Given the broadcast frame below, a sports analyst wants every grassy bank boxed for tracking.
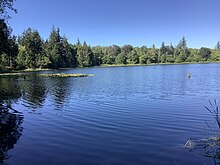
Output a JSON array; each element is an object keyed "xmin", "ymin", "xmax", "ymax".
[{"xmin": 1, "ymin": 61, "xmax": 220, "ymax": 75}]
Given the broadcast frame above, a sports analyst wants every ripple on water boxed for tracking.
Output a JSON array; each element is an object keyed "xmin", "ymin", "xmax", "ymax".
[{"xmin": 3, "ymin": 64, "xmax": 220, "ymax": 165}]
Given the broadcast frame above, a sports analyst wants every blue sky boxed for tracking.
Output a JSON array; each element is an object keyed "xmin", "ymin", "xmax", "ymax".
[{"xmin": 9, "ymin": 0, "xmax": 220, "ymax": 48}]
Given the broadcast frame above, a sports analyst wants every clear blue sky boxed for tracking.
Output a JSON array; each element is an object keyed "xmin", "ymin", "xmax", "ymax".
[{"xmin": 9, "ymin": 0, "xmax": 220, "ymax": 48}]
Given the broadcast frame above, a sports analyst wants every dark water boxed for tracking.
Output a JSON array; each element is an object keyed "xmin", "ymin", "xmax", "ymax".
[{"xmin": 1, "ymin": 63, "xmax": 220, "ymax": 165}]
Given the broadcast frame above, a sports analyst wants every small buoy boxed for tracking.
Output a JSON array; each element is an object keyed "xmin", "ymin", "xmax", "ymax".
[{"xmin": 188, "ymin": 72, "xmax": 191, "ymax": 79}]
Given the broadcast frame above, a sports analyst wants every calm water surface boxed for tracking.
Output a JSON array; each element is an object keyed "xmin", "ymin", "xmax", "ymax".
[{"xmin": 1, "ymin": 63, "xmax": 220, "ymax": 165}]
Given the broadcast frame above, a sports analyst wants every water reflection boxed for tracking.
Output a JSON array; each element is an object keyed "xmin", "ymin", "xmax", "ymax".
[
  {"xmin": 48, "ymin": 78, "xmax": 72, "ymax": 109},
  {"xmin": 0, "ymin": 76, "xmax": 74, "ymax": 163},
  {"xmin": 0, "ymin": 78, "xmax": 21, "ymax": 107},
  {"xmin": 1, "ymin": 65, "xmax": 220, "ymax": 165},
  {"xmin": 0, "ymin": 78, "xmax": 23, "ymax": 164},
  {"xmin": 3, "ymin": 76, "xmax": 72, "ymax": 110},
  {"xmin": 19, "ymin": 76, "xmax": 48, "ymax": 109},
  {"xmin": 0, "ymin": 109, "xmax": 23, "ymax": 164}
]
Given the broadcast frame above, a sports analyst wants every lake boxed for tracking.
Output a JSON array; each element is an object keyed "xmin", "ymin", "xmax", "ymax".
[{"xmin": 1, "ymin": 63, "xmax": 220, "ymax": 165}]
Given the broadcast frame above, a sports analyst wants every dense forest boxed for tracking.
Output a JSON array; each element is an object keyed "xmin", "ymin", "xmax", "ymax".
[{"xmin": 1, "ymin": 1, "xmax": 220, "ymax": 72}]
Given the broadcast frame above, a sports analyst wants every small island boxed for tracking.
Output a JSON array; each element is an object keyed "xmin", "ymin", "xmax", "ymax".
[{"xmin": 0, "ymin": 73, "xmax": 93, "ymax": 78}]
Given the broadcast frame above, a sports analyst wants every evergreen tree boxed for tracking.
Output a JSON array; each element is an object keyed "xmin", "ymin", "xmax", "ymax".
[
  {"xmin": 160, "ymin": 42, "xmax": 167, "ymax": 55},
  {"xmin": 92, "ymin": 46, "xmax": 104, "ymax": 66},
  {"xmin": 0, "ymin": 19, "xmax": 17, "ymax": 70},
  {"xmin": 46, "ymin": 26, "xmax": 63, "ymax": 68},
  {"xmin": 17, "ymin": 28, "xmax": 46, "ymax": 69},
  {"xmin": 77, "ymin": 41, "xmax": 94, "ymax": 67},
  {"xmin": 148, "ymin": 46, "xmax": 158, "ymax": 63},
  {"xmin": 175, "ymin": 37, "xmax": 190, "ymax": 62},
  {"xmin": 7, "ymin": 35, "xmax": 18, "ymax": 68},
  {"xmin": 160, "ymin": 42, "xmax": 167, "ymax": 63},
  {"xmin": 177, "ymin": 36, "xmax": 187, "ymax": 51},
  {"xmin": 0, "ymin": 19, "xmax": 10, "ymax": 55},
  {"xmin": 61, "ymin": 36, "xmax": 76, "ymax": 67}
]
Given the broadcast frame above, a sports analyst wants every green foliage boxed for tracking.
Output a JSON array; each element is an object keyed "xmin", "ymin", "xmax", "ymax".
[
  {"xmin": 92, "ymin": 46, "xmax": 103, "ymax": 66},
  {"xmin": 127, "ymin": 50, "xmax": 139, "ymax": 64},
  {"xmin": 1, "ymin": 23, "xmax": 220, "ymax": 71},
  {"xmin": 0, "ymin": 20, "xmax": 10, "ymax": 55},
  {"xmin": 7, "ymin": 36, "xmax": 18, "ymax": 67},
  {"xmin": 46, "ymin": 26, "xmax": 62, "ymax": 68},
  {"xmin": 160, "ymin": 42, "xmax": 167, "ymax": 56},
  {"xmin": 1, "ymin": 1, "xmax": 220, "ymax": 71},
  {"xmin": 159, "ymin": 43, "xmax": 176, "ymax": 63},
  {"xmin": 166, "ymin": 55, "xmax": 175, "ymax": 63},
  {"xmin": 62, "ymin": 37, "xmax": 76, "ymax": 67},
  {"xmin": 0, "ymin": 0, "xmax": 17, "ymax": 19},
  {"xmin": 0, "ymin": 53, "xmax": 7, "ymax": 70},
  {"xmin": 147, "ymin": 47, "xmax": 158, "ymax": 63},
  {"xmin": 76, "ymin": 41, "xmax": 94, "ymax": 67},
  {"xmin": 121, "ymin": 45, "xmax": 133, "ymax": 54},
  {"xmin": 45, "ymin": 27, "xmax": 77, "ymax": 68},
  {"xmin": 160, "ymin": 55, "xmax": 167, "ymax": 63},
  {"xmin": 177, "ymin": 36, "xmax": 187, "ymax": 50},
  {"xmin": 137, "ymin": 46, "xmax": 148, "ymax": 64},
  {"xmin": 102, "ymin": 45, "xmax": 121, "ymax": 64},
  {"xmin": 175, "ymin": 50, "xmax": 187, "ymax": 63},
  {"xmin": 115, "ymin": 52, "xmax": 127, "ymax": 64},
  {"xmin": 0, "ymin": 19, "xmax": 18, "ymax": 70},
  {"xmin": 17, "ymin": 28, "xmax": 46, "ymax": 69},
  {"xmin": 198, "ymin": 47, "xmax": 211, "ymax": 61},
  {"xmin": 210, "ymin": 50, "xmax": 220, "ymax": 61}
]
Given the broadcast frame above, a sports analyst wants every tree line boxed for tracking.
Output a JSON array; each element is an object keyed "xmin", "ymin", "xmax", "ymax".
[
  {"xmin": 0, "ymin": 0, "xmax": 220, "ymax": 71},
  {"xmin": 1, "ymin": 20, "xmax": 220, "ymax": 71}
]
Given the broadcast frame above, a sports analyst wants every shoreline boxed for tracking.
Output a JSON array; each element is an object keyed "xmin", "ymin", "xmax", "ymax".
[
  {"xmin": 97, "ymin": 61, "xmax": 220, "ymax": 68},
  {"xmin": 0, "ymin": 61, "xmax": 220, "ymax": 74},
  {"xmin": 0, "ymin": 73, "xmax": 93, "ymax": 78}
]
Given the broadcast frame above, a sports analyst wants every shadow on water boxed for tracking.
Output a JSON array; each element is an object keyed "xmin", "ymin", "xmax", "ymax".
[{"xmin": 0, "ymin": 78, "xmax": 24, "ymax": 164}]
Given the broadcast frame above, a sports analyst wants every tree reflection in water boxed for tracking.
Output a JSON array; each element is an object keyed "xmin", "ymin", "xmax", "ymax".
[
  {"xmin": 0, "ymin": 76, "xmax": 72, "ymax": 163},
  {"xmin": 20, "ymin": 76, "xmax": 48, "ymax": 109},
  {"xmin": 0, "ymin": 108, "xmax": 23, "ymax": 164},
  {"xmin": 0, "ymin": 78, "xmax": 23, "ymax": 164}
]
